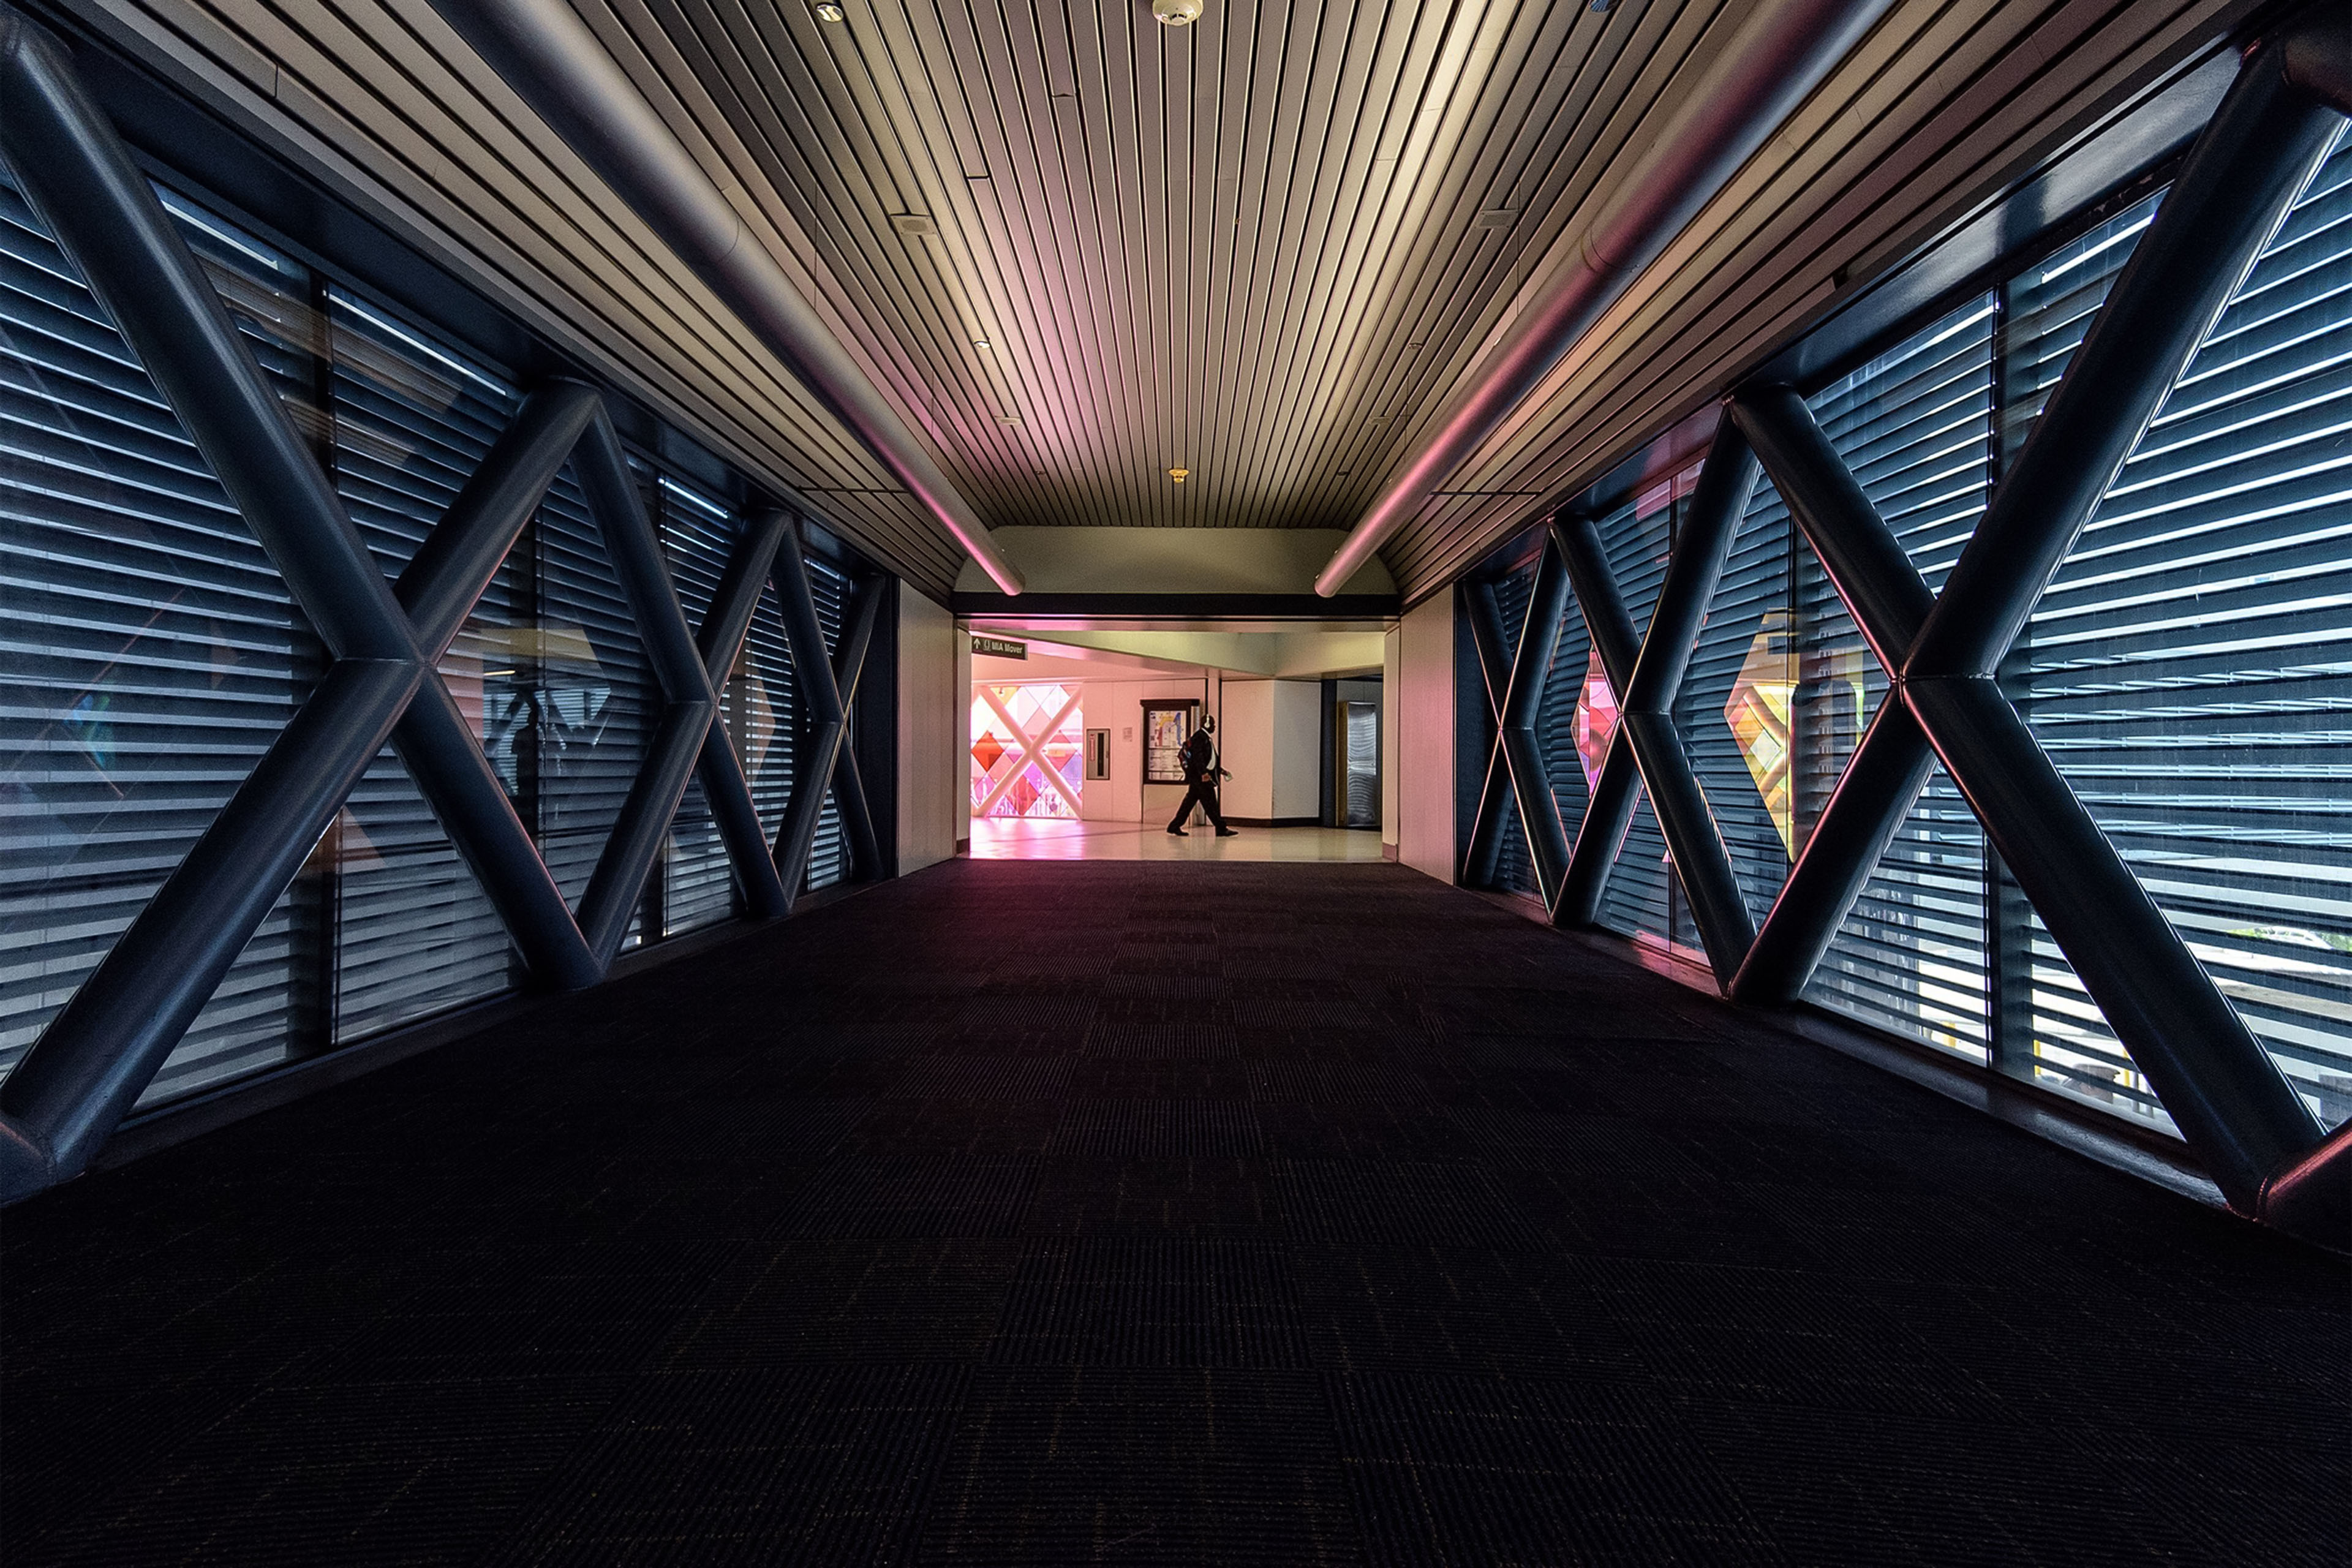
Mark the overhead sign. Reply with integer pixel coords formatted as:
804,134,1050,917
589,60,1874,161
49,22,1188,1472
971,635,1027,660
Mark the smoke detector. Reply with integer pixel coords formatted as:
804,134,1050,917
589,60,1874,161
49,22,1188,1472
1153,0,1204,26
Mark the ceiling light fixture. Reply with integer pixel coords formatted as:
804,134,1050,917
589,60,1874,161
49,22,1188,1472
1152,0,1204,26
1167,467,1189,483
813,2,846,21
889,213,937,237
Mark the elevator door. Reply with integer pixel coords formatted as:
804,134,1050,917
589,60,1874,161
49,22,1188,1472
1341,701,1379,828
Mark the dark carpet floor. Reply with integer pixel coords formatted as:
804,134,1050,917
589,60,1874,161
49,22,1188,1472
3,859,2345,1566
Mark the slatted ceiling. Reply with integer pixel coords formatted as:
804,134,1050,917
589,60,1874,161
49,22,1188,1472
93,0,2248,581
1386,0,2250,594
609,0,1769,532
89,1,963,597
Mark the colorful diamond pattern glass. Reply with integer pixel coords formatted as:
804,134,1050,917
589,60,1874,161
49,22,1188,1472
971,683,1084,819
1574,647,1619,790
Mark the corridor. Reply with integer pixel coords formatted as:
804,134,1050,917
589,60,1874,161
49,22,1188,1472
4,861,2342,1566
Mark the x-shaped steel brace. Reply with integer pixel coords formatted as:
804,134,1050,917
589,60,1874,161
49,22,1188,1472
1716,29,2348,1227
0,16,786,1196
768,518,886,900
1551,423,1766,980
1462,532,1577,908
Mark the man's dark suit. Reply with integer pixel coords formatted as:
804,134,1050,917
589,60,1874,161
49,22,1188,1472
1166,727,1229,833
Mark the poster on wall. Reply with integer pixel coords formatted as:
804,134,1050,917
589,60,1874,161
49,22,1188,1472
1141,700,1198,785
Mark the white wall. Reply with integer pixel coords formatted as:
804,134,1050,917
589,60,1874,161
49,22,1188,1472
1396,594,1455,881
1219,680,1276,820
1216,678,1322,824
897,589,960,873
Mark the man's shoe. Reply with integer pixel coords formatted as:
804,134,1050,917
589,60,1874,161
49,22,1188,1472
1167,827,1188,836
1215,827,1240,837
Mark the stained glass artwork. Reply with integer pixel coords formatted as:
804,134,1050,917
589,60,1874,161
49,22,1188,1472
1725,614,1798,855
1574,647,1618,789
971,684,1084,819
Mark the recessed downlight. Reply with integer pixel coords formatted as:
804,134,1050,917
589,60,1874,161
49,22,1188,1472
1168,467,1189,483
813,2,846,20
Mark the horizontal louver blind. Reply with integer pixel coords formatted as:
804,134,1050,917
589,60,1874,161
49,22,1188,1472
1485,566,1538,897
2022,131,2352,1129
1594,489,1677,944
531,464,650,933
807,557,850,893
1,172,304,1102
1801,295,1996,1063
660,476,738,937
1678,482,1796,927
325,285,516,1040
1532,570,1593,850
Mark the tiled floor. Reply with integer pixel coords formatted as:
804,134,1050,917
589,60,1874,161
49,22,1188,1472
970,818,1389,861
4,860,2344,1566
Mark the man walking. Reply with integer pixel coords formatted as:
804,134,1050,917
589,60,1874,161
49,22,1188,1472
1166,714,1238,837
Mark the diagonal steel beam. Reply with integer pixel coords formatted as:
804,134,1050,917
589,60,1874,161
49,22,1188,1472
1499,545,1577,909
1722,26,2345,1218
827,580,888,880
1460,553,1576,905
1608,424,1764,976
1458,579,1520,888
565,410,725,964
1549,417,1763,977
1730,695,1934,1003
396,382,601,654
692,510,793,918
1554,515,1642,929
0,10,825,1195
1907,29,2345,685
773,528,889,898
1727,389,1937,1003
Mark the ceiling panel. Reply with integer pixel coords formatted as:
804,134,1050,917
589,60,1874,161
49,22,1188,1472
69,0,2252,601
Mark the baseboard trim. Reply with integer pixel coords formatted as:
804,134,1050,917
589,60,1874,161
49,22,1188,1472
1224,816,1320,829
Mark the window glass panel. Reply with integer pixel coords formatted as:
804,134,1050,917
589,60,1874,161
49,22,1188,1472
324,284,518,1039
1484,564,1539,898
1593,479,1680,944
525,463,650,926
1532,571,1593,846
1796,295,1999,1063
808,557,851,891
659,475,738,937
2018,130,2352,1129
743,582,799,859
0,170,309,1102
1679,470,1798,925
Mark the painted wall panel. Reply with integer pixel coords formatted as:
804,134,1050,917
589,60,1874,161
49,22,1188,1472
896,590,958,874
1398,596,1456,881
